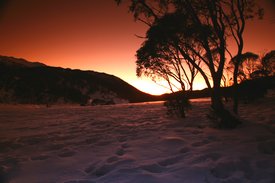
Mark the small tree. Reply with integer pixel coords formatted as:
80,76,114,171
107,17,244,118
230,52,259,82
261,50,275,76
248,50,275,78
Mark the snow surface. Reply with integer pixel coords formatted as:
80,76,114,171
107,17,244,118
0,97,274,183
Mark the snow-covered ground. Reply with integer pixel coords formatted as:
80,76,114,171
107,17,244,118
0,97,274,183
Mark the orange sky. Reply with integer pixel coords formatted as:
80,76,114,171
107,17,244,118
0,0,274,95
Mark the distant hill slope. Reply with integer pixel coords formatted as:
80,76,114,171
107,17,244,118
0,56,159,104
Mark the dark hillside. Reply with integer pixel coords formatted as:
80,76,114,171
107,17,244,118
0,56,159,104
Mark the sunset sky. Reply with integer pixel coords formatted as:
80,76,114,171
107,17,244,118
0,0,274,95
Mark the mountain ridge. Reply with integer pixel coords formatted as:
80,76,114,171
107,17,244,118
0,55,160,105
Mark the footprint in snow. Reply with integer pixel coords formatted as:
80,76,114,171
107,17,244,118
158,155,183,167
191,140,210,147
95,140,113,146
84,162,99,174
116,148,125,156
85,137,100,145
64,180,95,183
30,154,50,161
121,143,130,148
106,156,120,163
257,140,275,155
117,136,128,142
256,159,272,169
140,163,166,173
161,136,185,147
211,158,254,180
93,159,135,177
179,147,190,154
191,130,203,134
58,149,76,158
211,161,237,179
47,143,65,151
190,152,221,164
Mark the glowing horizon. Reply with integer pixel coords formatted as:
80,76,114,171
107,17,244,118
0,0,274,95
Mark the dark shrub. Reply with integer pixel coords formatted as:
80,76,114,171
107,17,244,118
164,95,191,118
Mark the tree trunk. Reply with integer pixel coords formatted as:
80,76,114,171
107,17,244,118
210,78,241,128
233,63,239,114
211,79,224,111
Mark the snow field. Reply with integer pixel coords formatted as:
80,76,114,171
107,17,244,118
0,98,274,183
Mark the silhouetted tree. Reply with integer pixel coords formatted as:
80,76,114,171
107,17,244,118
261,50,275,76
224,0,263,114
230,52,259,81
248,50,275,78
136,14,201,92
117,0,261,128
136,31,199,117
